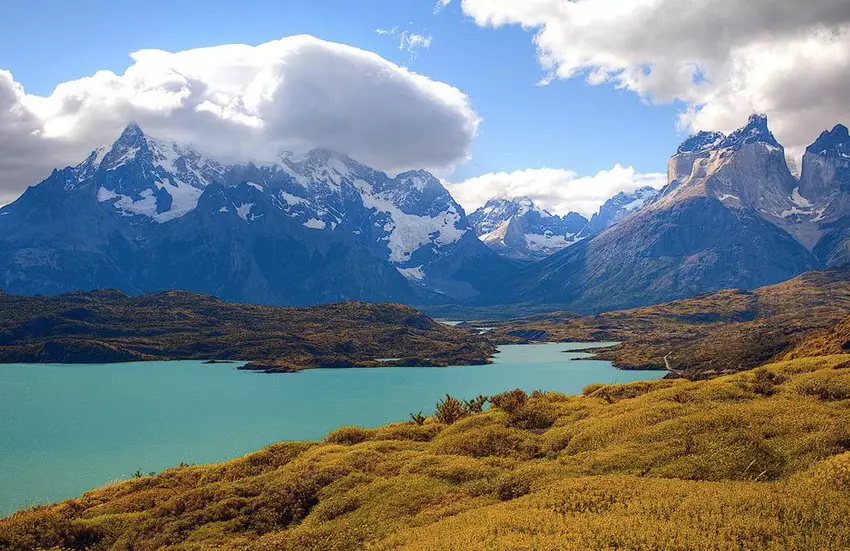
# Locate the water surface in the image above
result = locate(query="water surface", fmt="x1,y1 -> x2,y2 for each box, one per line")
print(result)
0,343 -> 665,516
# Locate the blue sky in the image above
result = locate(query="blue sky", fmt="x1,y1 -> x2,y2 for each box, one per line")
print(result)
0,0 -> 682,180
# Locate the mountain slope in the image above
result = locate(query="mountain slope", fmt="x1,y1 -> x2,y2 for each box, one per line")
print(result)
469,197 -> 588,261
500,115 -> 823,313
0,125 -> 516,304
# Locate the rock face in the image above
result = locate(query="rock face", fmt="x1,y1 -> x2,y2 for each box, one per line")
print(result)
501,114 -> 832,313
586,186 -> 660,235
801,124 -> 850,266
468,197 -> 588,261
0,124 -> 516,304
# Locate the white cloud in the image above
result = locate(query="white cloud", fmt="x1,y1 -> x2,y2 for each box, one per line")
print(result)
433,0 -> 453,14
449,0 -> 850,153
375,27 -> 433,60
0,35 -> 479,203
445,165 -> 666,218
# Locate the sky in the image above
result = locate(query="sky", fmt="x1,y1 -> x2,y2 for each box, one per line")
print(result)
1,0 -> 849,216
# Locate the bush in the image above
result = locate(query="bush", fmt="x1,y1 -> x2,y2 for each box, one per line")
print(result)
326,426 -> 370,445
796,372 -> 850,401
582,383 -> 605,396
490,389 -> 528,414
812,452 -> 850,491
435,395 -> 468,425
751,369 -> 787,397
409,411 -> 426,426
433,424 -> 540,459
495,474 -> 532,501
508,403 -> 557,431
462,395 -> 489,414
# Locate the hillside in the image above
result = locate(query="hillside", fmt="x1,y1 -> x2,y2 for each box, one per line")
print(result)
2,344 -> 849,549
0,290 -> 495,370
486,269 -> 850,378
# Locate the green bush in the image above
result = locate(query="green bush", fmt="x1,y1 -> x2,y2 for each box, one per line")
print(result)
490,389 -> 528,414
435,395 -> 467,425
326,426 -> 370,445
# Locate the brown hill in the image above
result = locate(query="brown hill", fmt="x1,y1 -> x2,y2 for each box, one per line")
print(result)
0,290 -> 495,370
488,269 -> 850,378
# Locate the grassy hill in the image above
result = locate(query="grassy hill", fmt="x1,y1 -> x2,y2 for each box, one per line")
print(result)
2,328 -> 850,549
0,290 -> 495,370
485,269 -> 850,378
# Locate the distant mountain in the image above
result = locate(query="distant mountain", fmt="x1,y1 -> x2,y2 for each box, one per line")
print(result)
499,115 -> 829,313
0,124 -> 516,304
802,124 -> 850,266
586,186 -> 660,235
468,197 -> 588,261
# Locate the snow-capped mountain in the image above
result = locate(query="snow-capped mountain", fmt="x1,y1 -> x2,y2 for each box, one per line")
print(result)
0,124 -> 515,304
468,197 -> 588,261
500,114 -> 830,313
585,186 -> 660,235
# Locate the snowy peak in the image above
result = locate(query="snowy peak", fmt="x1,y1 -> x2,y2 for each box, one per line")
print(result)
677,131 -> 726,154
587,186 -> 659,235
470,197 -> 588,261
673,114 -> 781,159
719,114 -> 781,150
99,122 -> 153,172
799,123 -> 850,217
807,124 -> 850,159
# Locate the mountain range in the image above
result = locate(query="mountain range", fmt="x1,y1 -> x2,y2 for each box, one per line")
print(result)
1,115 -> 848,311
501,115 -> 850,312
0,124 -> 515,305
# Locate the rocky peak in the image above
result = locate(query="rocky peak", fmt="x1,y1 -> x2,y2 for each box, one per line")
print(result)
719,114 -> 781,150
587,186 -> 659,235
99,123 -> 155,172
807,124 -> 850,159
469,197 -> 589,261
677,131 -> 726,154
799,123 -> 850,208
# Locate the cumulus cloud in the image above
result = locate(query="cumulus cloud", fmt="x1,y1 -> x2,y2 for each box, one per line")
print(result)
0,35 -> 479,203
446,0 -> 850,153
445,165 -> 666,218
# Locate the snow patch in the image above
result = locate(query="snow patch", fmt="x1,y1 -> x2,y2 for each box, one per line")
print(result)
303,218 -> 327,230
218,207 -> 229,213
525,232 -> 582,253
280,191 -> 307,205
236,203 -> 255,221
97,187 -> 119,202
247,182 -> 264,192
717,194 -> 739,202
359,185 -> 465,263
397,266 -> 426,281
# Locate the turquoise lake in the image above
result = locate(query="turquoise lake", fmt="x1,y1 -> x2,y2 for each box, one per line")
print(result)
0,343 -> 666,516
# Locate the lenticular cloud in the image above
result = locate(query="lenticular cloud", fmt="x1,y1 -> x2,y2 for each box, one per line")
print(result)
0,35 -> 480,205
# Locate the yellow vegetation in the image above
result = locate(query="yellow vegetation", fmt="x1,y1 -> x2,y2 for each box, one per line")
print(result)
3,354 -> 850,550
